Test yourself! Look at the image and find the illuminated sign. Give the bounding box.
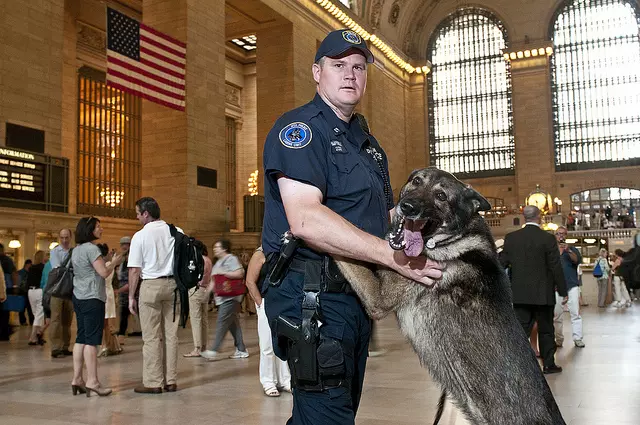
[0,147,68,212]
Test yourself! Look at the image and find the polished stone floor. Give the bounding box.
[1,303,639,425]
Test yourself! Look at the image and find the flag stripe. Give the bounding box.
[107,54,185,88]
[140,40,185,66]
[107,78,185,111]
[140,46,185,70]
[107,69,185,98]
[139,56,185,80]
[140,23,187,50]
[140,31,185,59]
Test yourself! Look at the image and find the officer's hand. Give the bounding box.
[391,251,444,286]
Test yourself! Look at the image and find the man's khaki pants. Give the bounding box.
[50,297,73,351]
[139,277,180,388]
[188,287,208,351]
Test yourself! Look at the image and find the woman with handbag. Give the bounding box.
[70,217,123,397]
[200,240,249,360]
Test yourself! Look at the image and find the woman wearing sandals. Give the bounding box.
[70,217,123,397]
[245,246,291,397]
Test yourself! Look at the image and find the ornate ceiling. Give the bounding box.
[355,0,567,61]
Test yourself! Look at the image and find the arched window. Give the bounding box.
[550,0,640,170]
[427,8,514,178]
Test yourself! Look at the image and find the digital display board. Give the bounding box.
[0,147,68,212]
[0,148,46,202]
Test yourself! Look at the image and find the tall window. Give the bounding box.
[226,117,237,230]
[427,8,514,178]
[77,67,141,218]
[551,0,640,170]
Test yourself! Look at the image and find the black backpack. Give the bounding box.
[168,224,205,326]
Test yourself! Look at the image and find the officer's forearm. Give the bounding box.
[287,202,394,268]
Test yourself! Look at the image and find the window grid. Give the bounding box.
[77,67,141,219]
[550,0,640,171]
[226,117,237,230]
[427,8,515,179]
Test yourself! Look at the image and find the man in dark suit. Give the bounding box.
[500,205,567,374]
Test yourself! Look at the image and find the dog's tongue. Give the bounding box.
[404,220,425,257]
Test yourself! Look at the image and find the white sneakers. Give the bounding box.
[200,350,218,360]
[200,349,249,360]
[229,349,249,359]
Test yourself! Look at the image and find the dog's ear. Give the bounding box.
[464,186,492,213]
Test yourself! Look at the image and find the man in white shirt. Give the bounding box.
[127,197,180,394]
[49,228,74,358]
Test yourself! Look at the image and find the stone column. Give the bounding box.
[510,60,555,203]
[255,22,317,193]
[141,0,226,234]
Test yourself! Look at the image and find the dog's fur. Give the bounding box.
[336,167,566,425]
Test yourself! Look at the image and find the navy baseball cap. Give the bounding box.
[315,29,375,64]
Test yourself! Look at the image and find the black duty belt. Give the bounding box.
[289,256,353,294]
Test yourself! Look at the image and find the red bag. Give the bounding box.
[213,274,245,297]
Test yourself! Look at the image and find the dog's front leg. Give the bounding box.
[335,258,391,319]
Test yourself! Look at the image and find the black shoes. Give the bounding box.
[51,349,73,358]
[543,365,563,374]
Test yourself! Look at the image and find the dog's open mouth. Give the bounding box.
[389,217,431,257]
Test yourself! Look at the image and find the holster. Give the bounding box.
[274,256,348,392]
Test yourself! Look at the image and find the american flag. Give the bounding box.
[106,7,186,111]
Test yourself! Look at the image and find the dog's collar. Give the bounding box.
[425,232,465,250]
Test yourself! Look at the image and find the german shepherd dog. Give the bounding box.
[336,167,566,425]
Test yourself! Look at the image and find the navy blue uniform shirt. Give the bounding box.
[262,93,393,258]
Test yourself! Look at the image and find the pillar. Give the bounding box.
[255,22,317,193]
[141,0,226,234]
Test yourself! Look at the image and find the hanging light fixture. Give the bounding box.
[49,241,59,250]
[8,239,21,249]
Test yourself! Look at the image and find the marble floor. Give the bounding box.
[1,303,639,425]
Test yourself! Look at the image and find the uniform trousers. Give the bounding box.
[139,277,180,388]
[49,297,73,351]
[257,299,291,392]
[514,304,557,368]
[553,287,583,344]
[188,286,209,350]
[265,269,371,425]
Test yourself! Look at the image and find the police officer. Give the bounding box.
[262,29,443,425]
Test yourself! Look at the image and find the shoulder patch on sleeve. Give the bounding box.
[279,122,313,149]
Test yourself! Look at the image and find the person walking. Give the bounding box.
[500,205,567,374]
[201,240,249,360]
[553,226,585,348]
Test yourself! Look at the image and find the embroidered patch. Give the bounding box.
[330,140,347,153]
[279,122,312,149]
[342,30,361,45]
